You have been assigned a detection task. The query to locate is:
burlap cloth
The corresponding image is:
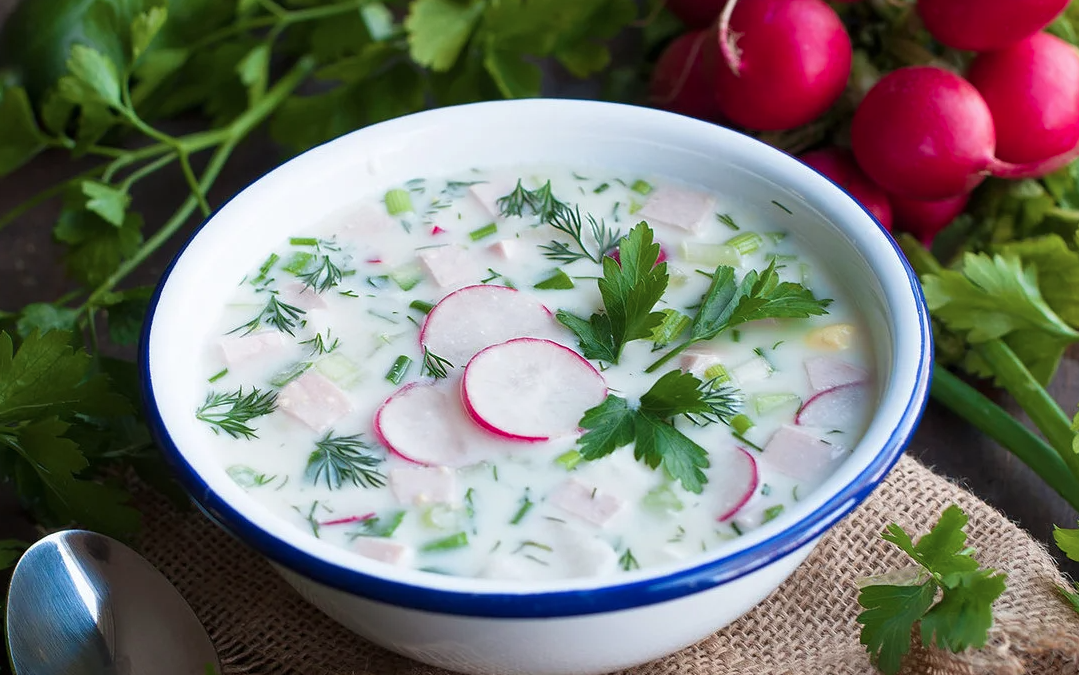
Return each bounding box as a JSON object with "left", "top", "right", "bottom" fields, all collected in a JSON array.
[{"left": 133, "top": 455, "right": 1079, "bottom": 675}]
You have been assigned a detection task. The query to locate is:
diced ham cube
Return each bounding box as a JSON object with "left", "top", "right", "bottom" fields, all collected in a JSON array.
[
  {"left": 679, "top": 346, "right": 724, "bottom": 377},
  {"left": 277, "top": 371, "right": 352, "bottom": 433},
  {"left": 218, "top": 331, "right": 288, "bottom": 367},
  {"left": 761, "top": 424, "right": 847, "bottom": 484},
  {"left": 390, "top": 466, "right": 457, "bottom": 506},
  {"left": 278, "top": 282, "right": 327, "bottom": 311},
  {"left": 550, "top": 479, "right": 625, "bottom": 527},
  {"left": 804, "top": 356, "right": 868, "bottom": 392},
  {"left": 418, "top": 246, "right": 482, "bottom": 288},
  {"left": 469, "top": 181, "right": 515, "bottom": 218},
  {"left": 353, "top": 538, "right": 412, "bottom": 566},
  {"left": 488, "top": 239, "right": 520, "bottom": 259},
  {"left": 637, "top": 185, "right": 716, "bottom": 233}
]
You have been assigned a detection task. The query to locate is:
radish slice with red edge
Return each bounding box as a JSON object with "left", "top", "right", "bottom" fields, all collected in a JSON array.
[
  {"left": 715, "top": 447, "right": 760, "bottom": 522},
  {"left": 795, "top": 381, "right": 868, "bottom": 429},
  {"left": 374, "top": 379, "right": 492, "bottom": 467},
  {"left": 419, "top": 285, "right": 565, "bottom": 366},
  {"left": 461, "top": 338, "right": 607, "bottom": 441}
]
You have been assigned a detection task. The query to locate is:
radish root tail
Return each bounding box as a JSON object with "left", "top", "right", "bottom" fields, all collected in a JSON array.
[
  {"left": 988, "top": 140, "right": 1079, "bottom": 180},
  {"left": 718, "top": 0, "right": 744, "bottom": 76}
]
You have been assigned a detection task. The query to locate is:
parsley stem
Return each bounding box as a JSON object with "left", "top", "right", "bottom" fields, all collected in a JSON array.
[
  {"left": 119, "top": 152, "right": 177, "bottom": 191},
  {"left": 971, "top": 340, "right": 1079, "bottom": 478},
  {"left": 931, "top": 364, "right": 1079, "bottom": 511},
  {"left": 645, "top": 340, "right": 693, "bottom": 373}
]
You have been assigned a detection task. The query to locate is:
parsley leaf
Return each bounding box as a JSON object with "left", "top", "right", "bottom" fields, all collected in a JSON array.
[
  {"left": 557, "top": 222, "right": 668, "bottom": 364},
  {"left": 639, "top": 369, "right": 714, "bottom": 420},
  {"left": 632, "top": 414, "right": 708, "bottom": 494},
  {"left": 577, "top": 396, "right": 637, "bottom": 460},
  {"left": 857, "top": 504, "right": 1007, "bottom": 675},
  {"left": 1053, "top": 522, "right": 1079, "bottom": 562},
  {"left": 0, "top": 86, "right": 46, "bottom": 177},
  {"left": 406, "top": 0, "right": 485, "bottom": 72}
]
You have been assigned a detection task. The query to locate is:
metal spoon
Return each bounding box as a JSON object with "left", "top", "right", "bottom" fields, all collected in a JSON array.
[{"left": 5, "top": 530, "right": 220, "bottom": 675}]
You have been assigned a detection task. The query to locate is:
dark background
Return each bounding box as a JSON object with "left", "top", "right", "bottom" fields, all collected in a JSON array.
[{"left": 1, "top": 0, "right": 1077, "bottom": 577}]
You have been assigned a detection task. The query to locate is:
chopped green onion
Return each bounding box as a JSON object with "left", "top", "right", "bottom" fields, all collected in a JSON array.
[
  {"left": 772, "top": 200, "right": 793, "bottom": 214},
  {"left": 283, "top": 252, "right": 313, "bottom": 274},
  {"left": 384, "top": 188, "right": 413, "bottom": 215},
  {"left": 704, "top": 363, "right": 730, "bottom": 383},
  {"left": 593, "top": 182, "right": 610, "bottom": 194},
  {"left": 767, "top": 253, "right": 798, "bottom": 263},
  {"left": 763, "top": 504, "right": 785, "bottom": 523},
  {"left": 367, "top": 275, "right": 392, "bottom": 289},
  {"left": 650, "top": 309, "right": 691, "bottom": 348},
  {"left": 678, "top": 241, "right": 741, "bottom": 267},
  {"left": 385, "top": 355, "right": 413, "bottom": 384},
  {"left": 270, "top": 362, "right": 311, "bottom": 388},
  {"left": 731, "top": 522, "right": 744, "bottom": 536},
  {"left": 731, "top": 414, "right": 755, "bottom": 436},
  {"left": 534, "top": 269, "right": 575, "bottom": 290},
  {"left": 630, "top": 179, "right": 653, "bottom": 195},
  {"left": 556, "top": 449, "right": 583, "bottom": 470},
  {"left": 510, "top": 493, "right": 534, "bottom": 525},
  {"left": 753, "top": 393, "right": 801, "bottom": 416},
  {"left": 421, "top": 531, "right": 469, "bottom": 552},
  {"left": 208, "top": 368, "right": 228, "bottom": 383},
  {"left": 733, "top": 432, "right": 764, "bottom": 453},
  {"left": 469, "top": 222, "right": 498, "bottom": 241},
  {"left": 716, "top": 213, "right": 739, "bottom": 230},
  {"left": 731, "top": 329, "right": 742, "bottom": 343},
  {"left": 251, "top": 253, "right": 280, "bottom": 285},
  {"left": 409, "top": 299, "right": 435, "bottom": 314},
  {"left": 725, "top": 232, "right": 763, "bottom": 255},
  {"left": 290, "top": 237, "right": 319, "bottom": 246}
]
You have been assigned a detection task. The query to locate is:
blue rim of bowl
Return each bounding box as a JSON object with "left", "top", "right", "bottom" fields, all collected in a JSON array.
[{"left": 139, "top": 101, "right": 933, "bottom": 619}]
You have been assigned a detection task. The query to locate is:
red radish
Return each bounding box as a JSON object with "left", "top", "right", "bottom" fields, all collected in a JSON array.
[
  {"left": 650, "top": 30, "right": 724, "bottom": 122},
  {"left": 917, "top": 0, "right": 1069, "bottom": 52},
  {"left": 374, "top": 379, "right": 495, "bottom": 466},
  {"left": 320, "top": 513, "right": 375, "bottom": 527},
  {"left": 419, "top": 285, "right": 564, "bottom": 366},
  {"left": 799, "top": 148, "right": 893, "bottom": 230},
  {"left": 461, "top": 338, "right": 607, "bottom": 442},
  {"left": 967, "top": 32, "right": 1079, "bottom": 165},
  {"left": 851, "top": 66, "right": 1079, "bottom": 202},
  {"left": 890, "top": 192, "right": 970, "bottom": 245},
  {"left": 804, "top": 356, "right": 868, "bottom": 392},
  {"left": 795, "top": 381, "right": 868, "bottom": 429},
  {"left": 665, "top": 0, "right": 725, "bottom": 28},
  {"left": 714, "top": 0, "right": 852, "bottom": 131},
  {"left": 715, "top": 447, "right": 760, "bottom": 522}
]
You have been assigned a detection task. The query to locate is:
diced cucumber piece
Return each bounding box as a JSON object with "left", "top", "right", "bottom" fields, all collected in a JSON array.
[
  {"left": 290, "top": 237, "right": 318, "bottom": 246},
  {"left": 270, "top": 361, "right": 311, "bottom": 387},
  {"left": 732, "top": 354, "right": 773, "bottom": 383},
  {"left": 678, "top": 241, "right": 741, "bottom": 267},
  {"left": 409, "top": 299, "right": 435, "bottom": 314},
  {"left": 390, "top": 262, "right": 424, "bottom": 291},
  {"left": 367, "top": 274, "right": 393, "bottom": 289},
  {"left": 731, "top": 413, "right": 754, "bottom": 436},
  {"left": 283, "top": 251, "right": 313, "bottom": 274},
  {"left": 556, "top": 449, "right": 583, "bottom": 470},
  {"left": 534, "top": 269, "right": 575, "bottom": 290},
  {"left": 630, "top": 179, "right": 653, "bottom": 195},
  {"left": 763, "top": 504, "right": 785, "bottom": 523},
  {"left": 385, "top": 355, "right": 413, "bottom": 384},
  {"left": 703, "top": 363, "right": 730, "bottom": 383},
  {"left": 385, "top": 188, "right": 413, "bottom": 215},
  {"left": 629, "top": 199, "right": 643, "bottom": 214},
  {"left": 650, "top": 309, "right": 690, "bottom": 348},
  {"left": 725, "top": 232, "right": 763, "bottom": 255},
  {"left": 642, "top": 484, "right": 684, "bottom": 514},
  {"left": 315, "top": 353, "right": 363, "bottom": 388},
  {"left": 752, "top": 392, "right": 801, "bottom": 416},
  {"left": 422, "top": 531, "right": 469, "bottom": 552}
]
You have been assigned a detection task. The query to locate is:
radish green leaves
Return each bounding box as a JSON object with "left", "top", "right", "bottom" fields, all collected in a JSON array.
[{"left": 857, "top": 505, "right": 1006, "bottom": 674}]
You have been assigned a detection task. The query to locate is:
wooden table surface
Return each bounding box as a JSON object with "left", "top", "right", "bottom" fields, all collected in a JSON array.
[{"left": 1, "top": 0, "right": 1077, "bottom": 577}]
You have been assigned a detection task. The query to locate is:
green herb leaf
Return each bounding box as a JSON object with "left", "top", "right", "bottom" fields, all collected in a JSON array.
[
  {"left": 405, "top": 0, "right": 485, "bottom": 72},
  {"left": 482, "top": 47, "right": 542, "bottom": 98},
  {"left": 639, "top": 370, "right": 713, "bottom": 420},
  {"left": 1054, "top": 522, "right": 1079, "bottom": 562},
  {"left": 54, "top": 206, "right": 143, "bottom": 286},
  {"left": 131, "top": 6, "right": 168, "bottom": 61},
  {"left": 306, "top": 432, "right": 385, "bottom": 490},
  {"left": 632, "top": 413, "right": 709, "bottom": 494},
  {"left": 555, "top": 310, "right": 617, "bottom": 363},
  {"left": 857, "top": 582, "right": 937, "bottom": 675},
  {"left": 236, "top": 42, "right": 270, "bottom": 104},
  {"left": 57, "top": 44, "right": 123, "bottom": 108},
  {"left": 80, "top": 180, "right": 130, "bottom": 227},
  {"left": 195, "top": 386, "right": 277, "bottom": 439},
  {"left": 0, "top": 86, "right": 46, "bottom": 176},
  {"left": 15, "top": 304, "right": 80, "bottom": 339},
  {"left": 920, "top": 570, "right": 1007, "bottom": 653},
  {"left": 577, "top": 395, "right": 637, "bottom": 460}
]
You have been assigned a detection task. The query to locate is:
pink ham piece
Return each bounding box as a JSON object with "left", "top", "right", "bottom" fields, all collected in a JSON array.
[
  {"left": 550, "top": 479, "right": 625, "bottom": 527},
  {"left": 277, "top": 371, "right": 352, "bottom": 433},
  {"left": 804, "top": 356, "right": 867, "bottom": 392},
  {"left": 637, "top": 185, "right": 716, "bottom": 233},
  {"left": 353, "top": 538, "right": 412, "bottom": 566},
  {"left": 761, "top": 424, "right": 847, "bottom": 484},
  {"left": 487, "top": 239, "right": 520, "bottom": 259},
  {"left": 389, "top": 466, "right": 457, "bottom": 506},
  {"left": 469, "top": 180, "right": 516, "bottom": 218},
  {"left": 278, "top": 282, "right": 327, "bottom": 311},
  {"left": 418, "top": 245, "right": 482, "bottom": 288},
  {"left": 218, "top": 331, "right": 288, "bottom": 367},
  {"left": 679, "top": 346, "right": 725, "bottom": 377}
]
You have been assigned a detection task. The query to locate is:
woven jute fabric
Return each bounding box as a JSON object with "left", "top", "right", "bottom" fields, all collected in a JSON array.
[{"left": 132, "top": 455, "right": 1079, "bottom": 675}]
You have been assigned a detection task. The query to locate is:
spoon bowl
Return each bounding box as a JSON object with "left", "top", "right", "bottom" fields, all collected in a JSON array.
[{"left": 5, "top": 530, "right": 219, "bottom": 675}]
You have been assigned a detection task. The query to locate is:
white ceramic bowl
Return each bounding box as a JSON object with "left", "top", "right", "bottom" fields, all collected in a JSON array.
[{"left": 141, "top": 99, "right": 932, "bottom": 675}]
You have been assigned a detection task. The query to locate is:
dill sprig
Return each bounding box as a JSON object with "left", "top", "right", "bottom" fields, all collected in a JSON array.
[
  {"left": 300, "top": 329, "right": 339, "bottom": 355},
  {"left": 231, "top": 292, "right": 306, "bottom": 336},
  {"left": 298, "top": 256, "right": 345, "bottom": 293},
  {"left": 421, "top": 347, "right": 453, "bottom": 379},
  {"left": 305, "top": 432, "right": 385, "bottom": 490},
  {"left": 496, "top": 179, "right": 569, "bottom": 223},
  {"left": 541, "top": 205, "right": 621, "bottom": 264},
  {"left": 684, "top": 377, "right": 744, "bottom": 427},
  {"left": 196, "top": 387, "right": 278, "bottom": 439}
]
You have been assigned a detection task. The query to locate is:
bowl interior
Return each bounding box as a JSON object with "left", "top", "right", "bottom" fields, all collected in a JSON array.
[{"left": 143, "top": 99, "right": 930, "bottom": 613}]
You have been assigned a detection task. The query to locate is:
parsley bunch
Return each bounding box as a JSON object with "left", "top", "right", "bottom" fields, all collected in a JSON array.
[{"left": 858, "top": 505, "right": 1007, "bottom": 674}]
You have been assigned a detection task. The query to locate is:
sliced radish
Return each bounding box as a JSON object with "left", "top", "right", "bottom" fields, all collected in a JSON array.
[
  {"left": 762, "top": 424, "right": 846, "bottom": 484},
  {"left": 804, "top": 356, "right": 868, "bottom": 392},
  {"left": 461, "top": 338, "right": 607, "bottom": 441},
  {"left": 419, "top": 285, "right": 565, "bottom": 367},
  {"left": 795, "top": 381, "right": 869, "bottom": 429},
  {"left": 715, "top": 447, "right": 760, "bottom": 522},
  {"left": 373, "top": 378, "right": 495, "bottom": 467}
]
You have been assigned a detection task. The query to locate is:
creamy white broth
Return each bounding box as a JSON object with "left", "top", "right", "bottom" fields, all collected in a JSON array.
[{"left": 196, "top": 166, "right": 875, "bottom": 580}]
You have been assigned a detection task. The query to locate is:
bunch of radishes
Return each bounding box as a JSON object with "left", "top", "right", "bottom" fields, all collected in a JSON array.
[{"left": 651, "top": 0, "right": 1079, "bottom": 244}]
